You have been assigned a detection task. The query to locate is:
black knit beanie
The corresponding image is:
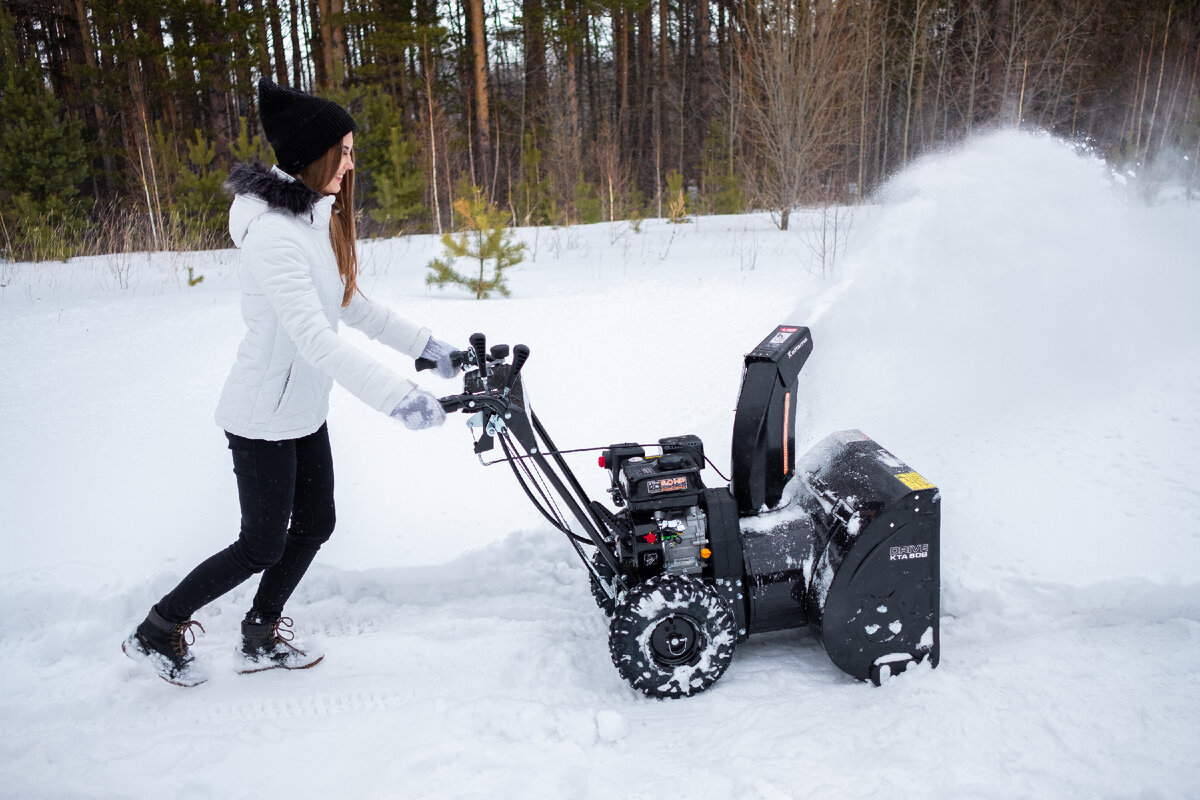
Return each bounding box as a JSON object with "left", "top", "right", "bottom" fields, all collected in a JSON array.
[{"left": 257, "top": 78, "right": 356, "bottom": 174}]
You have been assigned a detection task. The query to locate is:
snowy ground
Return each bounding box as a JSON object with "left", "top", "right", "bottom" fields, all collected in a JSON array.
[{"left": 1, "top": 130, "right": 1198, "bottom": 799}]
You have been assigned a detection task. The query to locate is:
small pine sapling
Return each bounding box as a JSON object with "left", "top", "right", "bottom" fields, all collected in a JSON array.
[
  {"left": 627, "top": 187, "right": 646, "bottom": 232},
  {"left": 666, "top": 169, "right": 691, "bottom": 224},
  {"left": 571, "top": 177, "right": 603, "bottom": 225},
  {"left": 628, "top": 203, "right": 644, "bottom": 233},
  {"left": 517, "top": 134, "right": 552, "bottom": 226},
  {"left": 426, "top": 186, "right": 525, "bottom": 299},
  {"left": 700, "top": 123, "right": 746, "bottom": 214}
]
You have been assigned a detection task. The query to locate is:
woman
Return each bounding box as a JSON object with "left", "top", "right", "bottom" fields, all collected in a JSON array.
[{"left": 123, "top": 79, "right": 457, "bottom": 686}]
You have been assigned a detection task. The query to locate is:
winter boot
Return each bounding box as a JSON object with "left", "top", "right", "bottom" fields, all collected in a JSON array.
[
  {"left": 122, "top": 606, "right": 208, "bottom": 687},
  {"left": 237, "top": 614, "right": 324, "bottom": 674}
]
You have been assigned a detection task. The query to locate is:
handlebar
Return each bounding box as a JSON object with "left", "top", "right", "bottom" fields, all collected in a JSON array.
[
  {"left": 438, "top": 393, "right": 508, "bottom": 414},
  {"left": 415, "top": 350, "right": 467, "bottom": 373},
  {"left": 429, "top": 334, "right": 529, "bottom": 419},
  {"left": 416, "top": 333, "right": 509, "bottom": 377}
]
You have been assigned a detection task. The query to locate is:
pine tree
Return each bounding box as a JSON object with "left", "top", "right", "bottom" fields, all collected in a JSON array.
[
  {"left": 357, "top": 88, "right": 426, "bottom": 234},
  {"left": 173, "top": 129, "right": 229, "bottom": 244},
  {"left": 368, "top": 127, "right": 425, "bottom": 231},
  {"left": 665, "top": 169, "right": 691, "bottom": 224},
  {"left": 0, "top": 6, "right": 89, "bottom": 260},
  {"left": 516, "top": 134, "right": 551, "bottom": 226},
  {"left": 571, "top": 176, "right": 602, "bottom": 224},
  {"left": 230, "top": 116, "right": 271, "bottom": 164},
  {"left": 426, "top": 184, "right": 524, "bottom": 299},
  {"left": 701, "top": 123, "right": 746, "bottom": 215}
]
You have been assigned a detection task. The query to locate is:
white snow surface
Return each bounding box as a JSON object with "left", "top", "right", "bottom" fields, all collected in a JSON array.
[{"left": 2, "top": 130, "right": 1199, "bottom": 798}]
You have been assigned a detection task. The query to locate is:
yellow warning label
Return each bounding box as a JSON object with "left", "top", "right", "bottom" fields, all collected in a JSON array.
[{"left": 895, "top": 471, "right": 935, "bottom": 491}]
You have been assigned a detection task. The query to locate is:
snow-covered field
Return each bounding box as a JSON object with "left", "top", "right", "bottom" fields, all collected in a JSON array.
[{"left": 2, "top": 130, "right": 1198, "bottom": 799}]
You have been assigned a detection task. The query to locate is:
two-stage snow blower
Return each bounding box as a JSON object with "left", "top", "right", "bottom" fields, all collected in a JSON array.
[{"left": 421, "top": 325, "right": 940, "bottom": 698}]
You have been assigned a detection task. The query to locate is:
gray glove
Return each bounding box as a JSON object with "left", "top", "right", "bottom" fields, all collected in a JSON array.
[
  {"left": 419, "top": 337, "right": 459, "bottom": 380},
  {"left": 390, "top": 388, "right": 446, "bottom": 430}
]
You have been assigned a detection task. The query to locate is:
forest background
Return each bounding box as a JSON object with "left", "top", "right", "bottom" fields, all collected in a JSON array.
[{"left": 1, "top": 0, "right": 1198, "bottom": 262}]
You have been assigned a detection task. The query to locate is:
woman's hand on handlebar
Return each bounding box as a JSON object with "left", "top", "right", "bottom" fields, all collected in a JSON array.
[{"left": 390, "top": 388, "right": 447, "bottom": 430}]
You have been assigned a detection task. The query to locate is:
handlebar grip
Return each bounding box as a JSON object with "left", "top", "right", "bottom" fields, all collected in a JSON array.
[
  {"left": 505, "top": 344, "right": 530, "bottom": 392},
  {"left": 417, "top": 351, "right": 466, "bottom": 373},
  {"left": 469, "top": 332, "right": 488, "bottom": 377}
]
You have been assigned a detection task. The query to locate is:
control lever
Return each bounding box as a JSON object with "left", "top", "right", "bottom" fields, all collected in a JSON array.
[
  {"left": 469, "top": 332, "right": 488, "bottom": 380},
  {"left": 502, "top": 344, "right": 530, "bottom": 398}
]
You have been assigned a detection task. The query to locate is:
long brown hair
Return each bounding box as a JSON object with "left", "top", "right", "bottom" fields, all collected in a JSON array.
[{"left": 297, "top": 141, "right": 357, "bottom": 306}]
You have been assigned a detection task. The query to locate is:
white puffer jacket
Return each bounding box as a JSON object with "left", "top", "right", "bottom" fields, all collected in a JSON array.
[{"left": 215, "top": 163, "right": 430, "bottom": 441}]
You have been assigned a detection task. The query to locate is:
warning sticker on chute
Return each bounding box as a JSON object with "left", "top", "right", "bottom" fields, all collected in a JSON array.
[{"left": 894, "top": 471, "right": 935, "bottom": 491}]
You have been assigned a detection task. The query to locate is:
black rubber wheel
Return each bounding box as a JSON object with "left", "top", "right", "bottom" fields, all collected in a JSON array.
[{"left": 608, "top": 574, "right": 736, "bottom": 698}]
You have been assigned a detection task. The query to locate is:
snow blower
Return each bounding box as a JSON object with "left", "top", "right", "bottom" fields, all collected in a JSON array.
[{"left": 423, "top": 325, "right": 940, "bottom": 698}]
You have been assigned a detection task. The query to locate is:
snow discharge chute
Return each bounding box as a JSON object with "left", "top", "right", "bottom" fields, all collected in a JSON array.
[{"left": 728, "top": 326, "right": 940, "bottom": 684}]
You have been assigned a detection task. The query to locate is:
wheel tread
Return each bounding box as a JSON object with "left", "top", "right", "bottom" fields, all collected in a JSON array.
[{"left": 608, "top": 574, "right": 736, "bottom": 698}]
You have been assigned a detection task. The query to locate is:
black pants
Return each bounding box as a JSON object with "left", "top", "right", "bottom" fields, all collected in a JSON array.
[{"left": 156, "top": 423, "right": 336, "bottom": 623}]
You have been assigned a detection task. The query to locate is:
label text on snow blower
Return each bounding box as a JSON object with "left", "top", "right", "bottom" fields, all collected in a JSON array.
[
  {"left": 889, "top": 544, "right": 929, "bottom": 561},
  {"left": 646, "top": 476, "right": 689, "bottom": 494},
  {"left": 786, "top": 338, "right": 810, "bottom": 359},
  {"left": 894, "top": 471, "right": 935, "bottom": 491}
]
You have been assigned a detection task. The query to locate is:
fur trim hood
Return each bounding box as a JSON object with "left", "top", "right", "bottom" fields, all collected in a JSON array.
[
  {"left": 225, "top": 162, "right": 334, "bottom": 247},
  {"left": 224, "top": 161, "right": 320, "bottom": 215}
]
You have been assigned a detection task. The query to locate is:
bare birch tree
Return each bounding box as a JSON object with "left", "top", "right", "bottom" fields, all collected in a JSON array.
[{"left": 733, "top": 0, "right": 862, "bottom": 229}]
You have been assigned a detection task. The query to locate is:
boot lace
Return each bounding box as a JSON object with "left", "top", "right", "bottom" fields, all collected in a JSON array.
[
  {"left": 171, "top": 619, "right": 205, "bottom": 659},
  {"left": 271, "top": 617, "right": 302, "bottom": 653}
]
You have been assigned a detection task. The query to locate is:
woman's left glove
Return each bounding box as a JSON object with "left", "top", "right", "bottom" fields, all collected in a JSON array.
[
  {"left": 390, "top": 388, "right": 447, "bottom": 430},
  {"left": 419, "top": 337, "right": 459, "bottom": 380}
]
